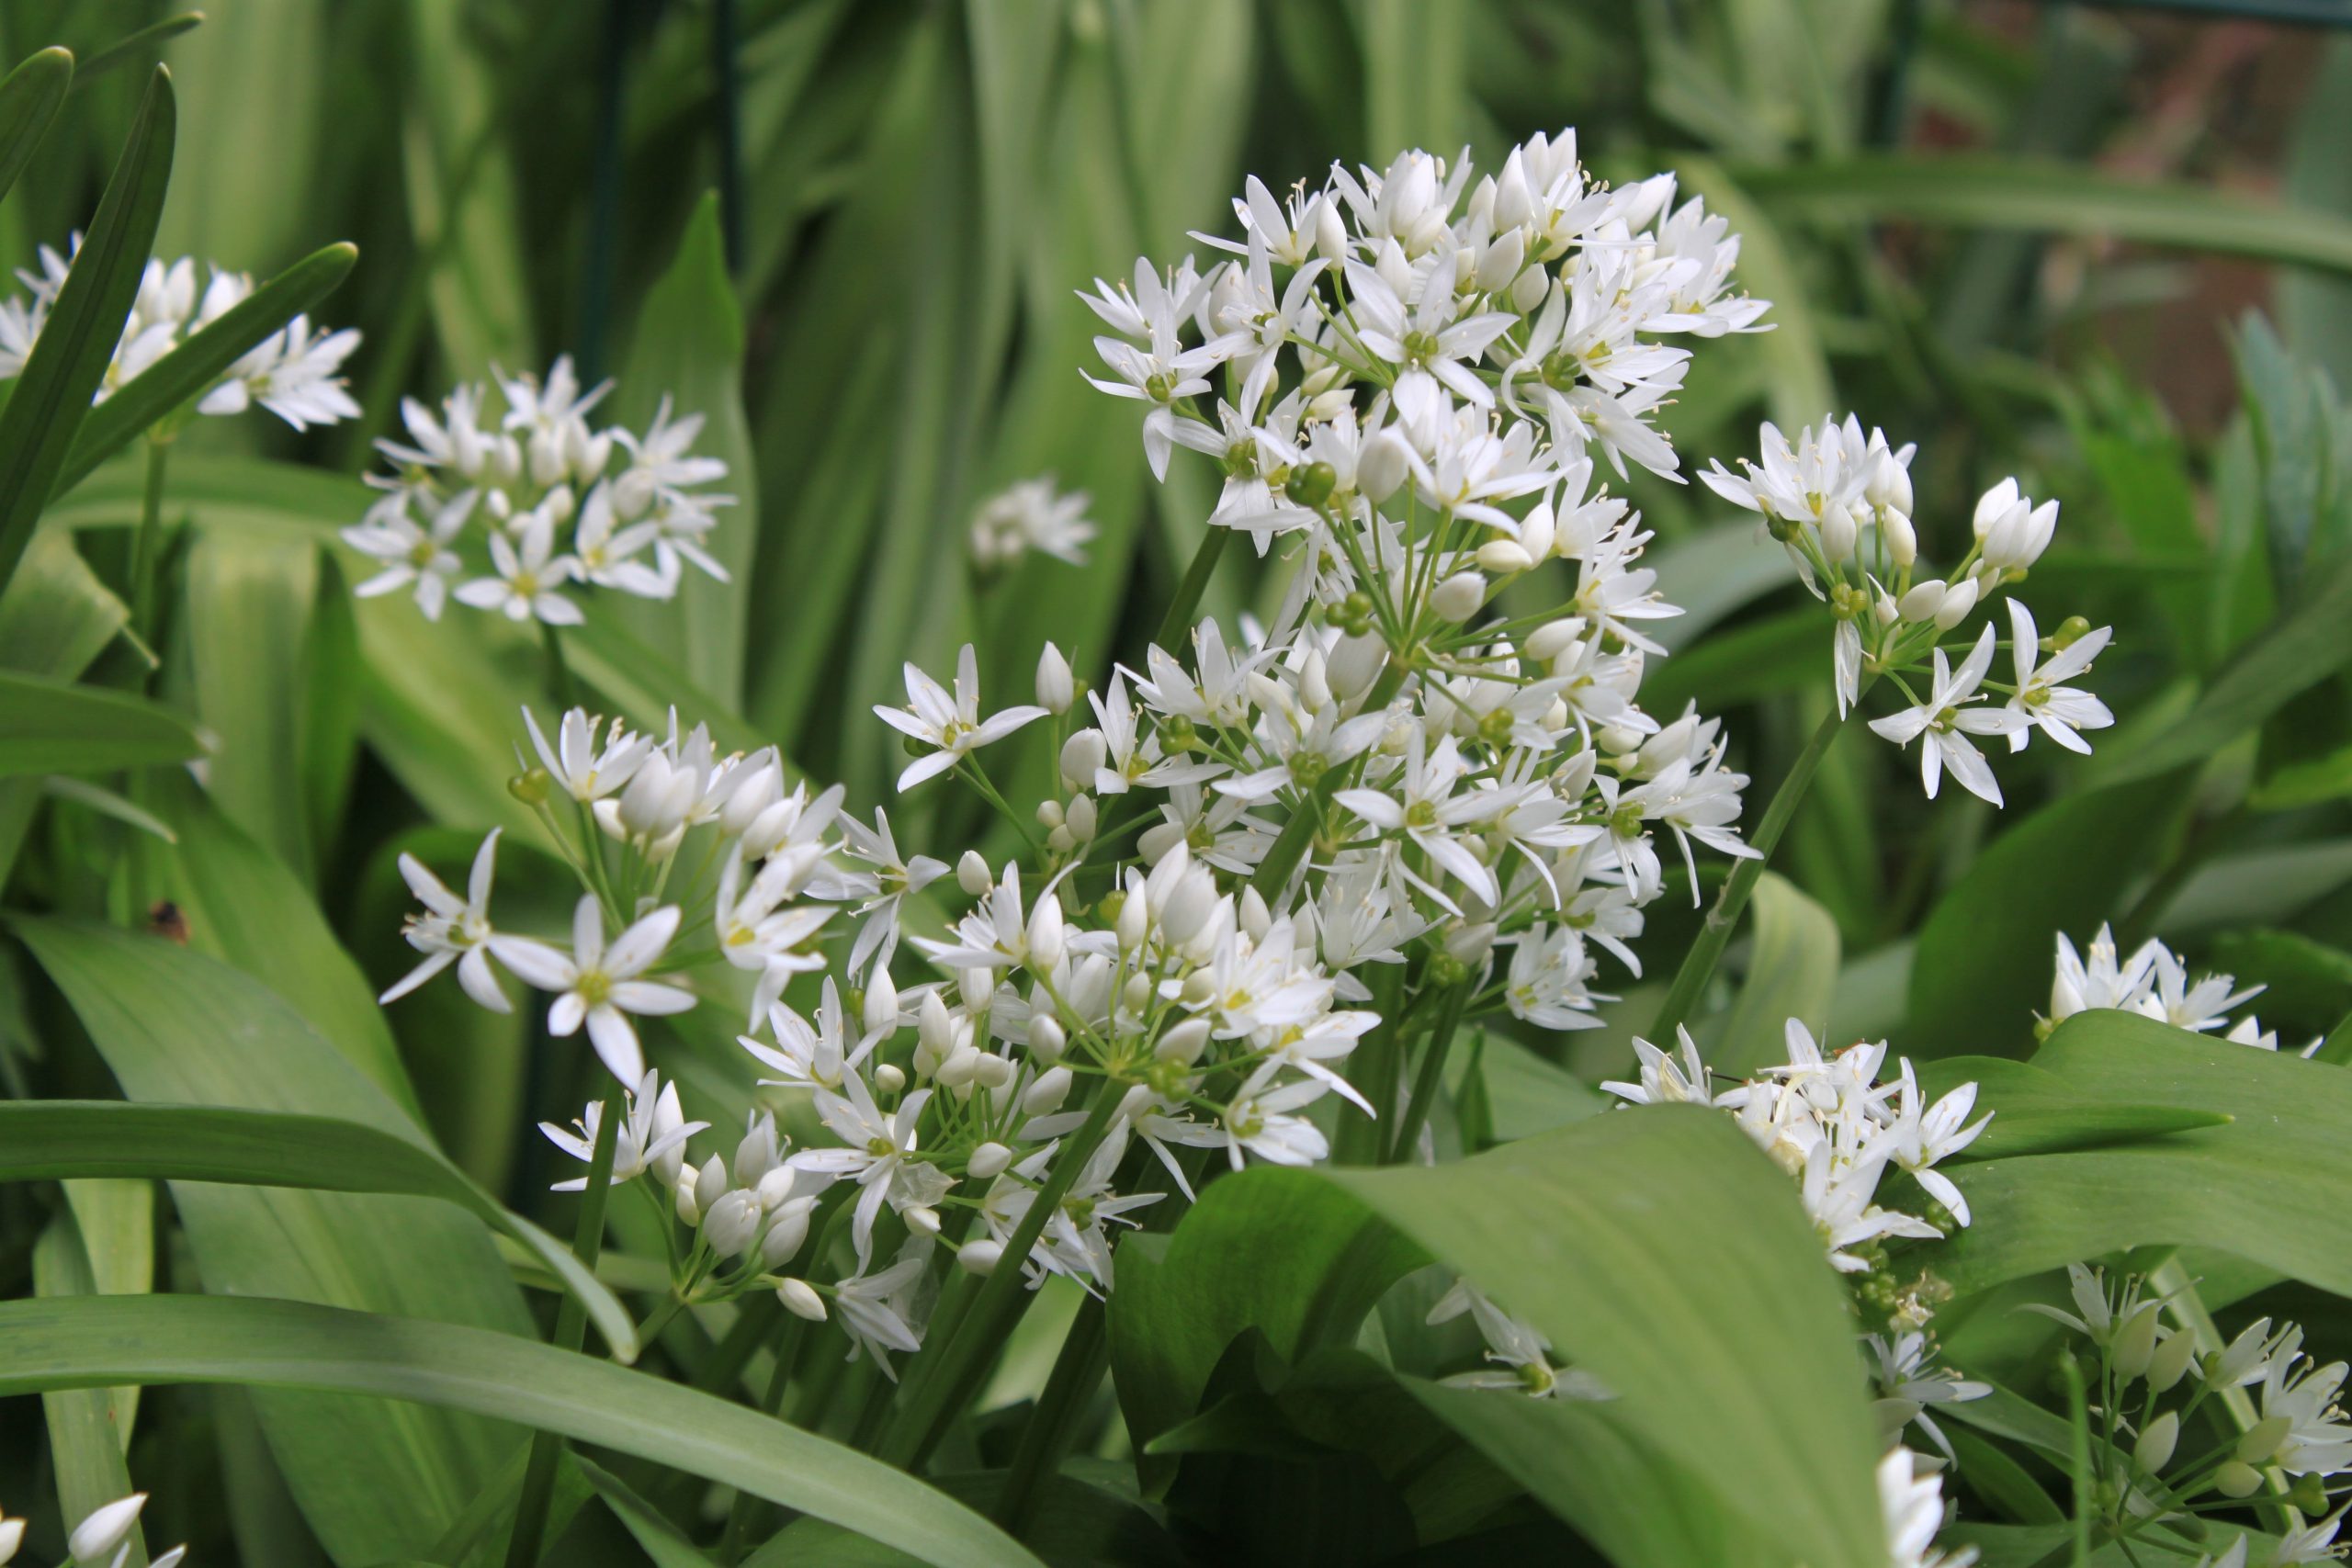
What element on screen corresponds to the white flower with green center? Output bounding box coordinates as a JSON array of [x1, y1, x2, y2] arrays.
[[454, 506, 582, 625], [2000, 599, 2113, 754], [872, 643, 1047, 793], [488, 895, 693, 1084], [343, 489, 476, 619], [1865, 624, 2021, 806], [381, 829, 508, 1013]]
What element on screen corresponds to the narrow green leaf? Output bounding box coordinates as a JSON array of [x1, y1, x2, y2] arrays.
[[0, 1100, 637, 1363], [31, 1210, 150, 1568], [0, 65, 175, 595], [67, 13, 202, 92], [1741, 153, 2352, 278], [0, 46, 73, 206], [53, 242, 358, 499], [0, 669, 206, 777], [0, 1294, 1046, 1568]]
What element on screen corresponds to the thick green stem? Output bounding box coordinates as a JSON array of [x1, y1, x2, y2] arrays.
[[1647, 703, 1850, 1043], [503, 1076, 626, 1568], [994, 1294, 1109, 1535], [876, 1088, 1124, 1469], [129, 434, 171, 649], [1156, 525, 1230, 650], [1385, 985, 1468, 1165]]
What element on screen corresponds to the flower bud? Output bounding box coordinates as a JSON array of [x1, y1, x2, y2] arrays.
[[1880, 509, 1917, 568], [1026, 894, 1066, 970], [1476, 540, 1534, 575], [2236, 1415, 2290, 1465], [650, 1081, 691, 1187], [755, 1165, 798, 1211], [701, 1189, 762, 1256], [1028, 1014, 1067, 1066], [957, 850, 992, 897], [1931, 576, 1980, 632], [1525, 618, 1582, 663], [1023, 1065, 1073, 1115], [874, 1063, 907, 1094], [0, 1516, 23, 1563], [1239, 886, 1272, 941], [1066, 793, 1098, 842], [1897, 579, 1946, 625], [1510, 264, 1549, 313], [697, 1154, 729, 1204], [777, 1278, 827, 1321], [1328, 630, 1386, 701], [905, 1204, 942, 1237], [2216, 1460, 2265, 1498], [1061, 728, 1108, 792], [70, 1496, 148, 1564], [959, 1239, 1005, 1277], [1474, 226, 1524, 294], [2113, 1303, 2161, 1382], [674, 1164, 703, 1224], [1430, 572, 1487, 623], [1315, 198, 1348, 265], [2133, 1410, 2178, 1473], [968, 1141, 1014, 1180], [865, 967, 899, 1034], [1820, 504, 1859, 563], [735, 1115, 781, 1189], [1036, 643, 1074, 714], [1158, 869, 1218, 944], [1156, 1016, 1213, 1066], [2147, 1328, 2197, 1393], [1358, 431, 1411, 502], [759, 1199, 814, 1267]]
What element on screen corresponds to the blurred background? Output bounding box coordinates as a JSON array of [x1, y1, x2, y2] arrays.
[[8, 0, 2352, 1168]]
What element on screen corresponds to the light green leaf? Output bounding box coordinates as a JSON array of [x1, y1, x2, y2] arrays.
[[1708, 870, 1839, 1077], [0, 1100, 636, 1363], [0, 669, 206, 778], [62, 1175, 153, 1446], [0, 66, 174, 595], [0, 1293, 1046, 1568], [31, 1209, 150, 1568], [0, 46, 73, 207], [183, 528, 321, 879], [1741, 154, 2352, 278]]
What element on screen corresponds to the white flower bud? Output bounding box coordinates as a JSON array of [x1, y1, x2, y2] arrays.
[[1474, 225, 1524, 295], [492, 433, 524, 485], [650, 1081, 691, 1187], [735, 1116, 781, 1190], [1239, 886, 1272, 940], [1028, 1014, 1067, 1066], [905, 1204, 943, 1237], [1898, 580, 1947, 625], [1159, 868, 1218, 944], [1136, 821, 1183, 864], [1121, 971, 1155, 1013], [1299, 648, 1333, 713], [957, 850, 992, 897], [697, 1154, 729, 1203], [2237, 1416, 2290, 1466], [864, 967, 899, 1034], [674, 1164, 702, 1224], [701, 1189, 762, 1256], [919, 989, 957, 1055], [1061, 728, 1108, 792], [1820, 504, 1859, 562], [71, 1496, 148, 1564], [1359, 431, 1412, 502], [1518, 504, 1556, 562], [540, 483, 576, 525], [1446, 921, 1497, 966], [1023, 1065, 1073, 1114], [759, 1198, 814, 1267], [1314, 197, 1349, 265], [718, 762, 781, 838], [2215, 1461, 2265, 1498], [968, 1141, 1014, 1180], [975, 1053, 1014, 1089], [1430, 572, 1486, 623], [1066, 793, 1098, 842], [529, 428, 568, 488], [1476, 540, 1534, 574], [0, 1516, 23, 1563], [1931, 576, 1980, 632], [873, 1063, 907, 1094], [2147, 1329, 2197, 1393], [959, 1238, 1005, 1277], [1525, 618, 1582, 662], [1510, 264, 1549, 314], [1156, 1016, 1212, 1066], [1026, 894, 1066, 970], [1035, 643, 1074, 714], [2134, 1410, 2178, 1473], [2114, 1303, 2161, 1382], [938, 1041, 983, 1090], [1328, 630, 1386, 701], [755, 1166, 798, 1212], [1879, 509, 1917, 569], [777, 1278, 827, 1321]]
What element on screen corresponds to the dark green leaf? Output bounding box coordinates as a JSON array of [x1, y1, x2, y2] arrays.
[[0, 669, 206, 777], [0, 46, 73, 207]]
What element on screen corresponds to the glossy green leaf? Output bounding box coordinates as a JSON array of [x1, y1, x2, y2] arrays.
[[15, 916, 538, 1563], [1741, 153, 2352, 277], [54, 242, 359, 499], [0, 1100, 636, 1362], [1938, 1010, 2352, 1298], [0, 66, 174, 595], [1906, 773, 2191, 1056], [0, 669, 206, 777], [0, 1293, 1044, 1568], [0, 46, 73, 206]]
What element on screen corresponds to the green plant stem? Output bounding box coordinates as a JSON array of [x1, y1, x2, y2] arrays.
[[2150, 1258, 2293, 1533], [876, 1088, 1124, 1469], [1156, 525, 1230, 649], [129, 434, 170, 649], [993, 1294, 1109, 1536], [1335, 963, 1408, 1164], [1648, 701, 1852, 1043], [1251, 659, 1408, 900], [504, 1076, 626, 1568], [1385, 985, 1469, 1166]]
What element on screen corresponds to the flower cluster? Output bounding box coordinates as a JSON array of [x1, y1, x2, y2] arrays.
[[2033, 1265, 2350, 1563], [0, 1492, 187, 1568], [342, 355, 732, 625], [2047, 924, 2315, 1054], [1703, 419, 2114, 808], [968, 476, 1097, 571], [0, 237, 359, 429]]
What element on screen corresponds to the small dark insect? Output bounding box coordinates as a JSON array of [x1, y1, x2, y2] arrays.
[[146, 900, 190, 945]]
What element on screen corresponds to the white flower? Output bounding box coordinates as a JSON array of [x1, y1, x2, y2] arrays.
[[873, 644, 1048, 792], [198, 313, 363, 430], [454, 507, 582, 625], [344, 490, 476, 619], [835, 807, 949, 979], [1878, 1447, 1976, 1568], [571, 482, 672, 597], [489, 895, 695, 1084], [380, 829, 508, 1012], [789, 1075, 948, 1268], [2000, 600, 2112, 754], [970, 477, 1097, 569], [523, 707, 652, 804], [1599, 1027, 1712, 1106], [831, 1238, 934, 1380], [538, 1068, 707, 1190], [1336, 729, 1504, 909], [1866, 625, 2021, 806], [1429, 1280, 1610, 1400], [1972, 477, 2057, 576], [1217, 1062, 1330, 1169]]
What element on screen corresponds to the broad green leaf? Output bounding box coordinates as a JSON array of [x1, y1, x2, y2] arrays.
[[1905, 773, 2191, 1056], [155, 0, 319, 272], [2078, 422, 2212, 672], [0, 66, 174, 595], [1648, 523, 1803, 654], [1463, 1034, 1606, 1144], [0, 528, 128, 676], [1707, 870, 1838, 1077], [1937, 1011, 2352, 1299], [399, 0, 534, 373], [1638, 606, 1820, 716], [16, 916, 539, 1563], [62, 1175, 153, 1445], [0, 46, 72, 206], [0, 669, 205, 777], [54, 242, 359, 499], [0, 1100, 636, 1362], [0, 1293, 1045, 1568], [1741, 154, 2352, 277], [182, 528, 321, 878], [1268, 1108, 1883, 1566], [31, 1209, 150, 1568], [1357, 0, 1462, 158], [611, 193, 756, 707]]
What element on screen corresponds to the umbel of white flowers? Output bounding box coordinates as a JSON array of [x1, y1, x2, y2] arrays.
[[340, 355, 733, 626], [0, 238, 360, 429]]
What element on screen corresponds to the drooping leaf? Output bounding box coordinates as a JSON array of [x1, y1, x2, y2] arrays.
[[0, 1293, 1044, 1568], [0, 1100, 636, 1362], [0, 66, 175, 595], [0, 669, 206, 778]]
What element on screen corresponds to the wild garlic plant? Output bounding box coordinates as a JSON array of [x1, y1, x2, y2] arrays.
[[2047, 924, 2319, 1055], [0, 1492, 187, 1568], [341, 355, 734, 625]]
